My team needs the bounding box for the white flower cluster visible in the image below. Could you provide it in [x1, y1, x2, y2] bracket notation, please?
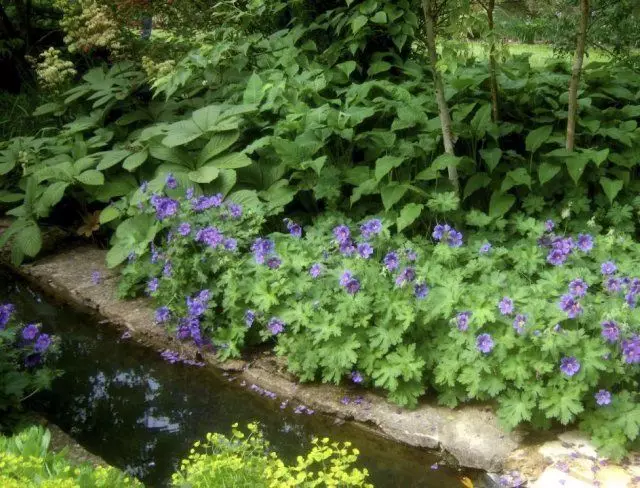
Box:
[141, 56, 176, 80]
[56, 0, 123, 54]
[31, 47, 76, 91]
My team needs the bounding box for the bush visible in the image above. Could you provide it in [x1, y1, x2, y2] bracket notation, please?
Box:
[0, 425, 142, 487]
[172, 423, 372, 488]
[0, 302, 57, 425]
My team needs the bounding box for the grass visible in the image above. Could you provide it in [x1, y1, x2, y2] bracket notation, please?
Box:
[467, 41, 611, 67]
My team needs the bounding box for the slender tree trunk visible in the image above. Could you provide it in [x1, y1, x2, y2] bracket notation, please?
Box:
[566, 0, 590, 151]
[421, 0, 460, 192]
[486, 0, 500, 122]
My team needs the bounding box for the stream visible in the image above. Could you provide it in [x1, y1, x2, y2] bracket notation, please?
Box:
[1, 269, 485, 487]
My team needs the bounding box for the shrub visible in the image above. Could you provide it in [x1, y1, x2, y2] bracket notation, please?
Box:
[171, 422, 372, 488]
[0, 302, 57, 424]
[0, 425, 141, 487]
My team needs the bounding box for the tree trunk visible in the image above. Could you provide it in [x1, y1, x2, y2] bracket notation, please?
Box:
[487, 0, 500, 122]
[421, 0, 460, 192]
[566, 0, 590, 151]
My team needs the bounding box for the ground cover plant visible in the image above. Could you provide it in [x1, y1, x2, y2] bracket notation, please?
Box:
[0, 425, 141, 487]
[0, 423, 372, 488]
[1, 0, 640, 466]
[117, 182, 640, 459]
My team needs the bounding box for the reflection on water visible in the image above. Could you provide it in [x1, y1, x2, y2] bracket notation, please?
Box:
[1, 271, 480, 487]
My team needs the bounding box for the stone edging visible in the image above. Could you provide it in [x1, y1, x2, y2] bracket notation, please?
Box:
[8, 244, 639, 487]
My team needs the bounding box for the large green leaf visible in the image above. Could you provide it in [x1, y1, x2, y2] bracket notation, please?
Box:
[95, 150, 131, 170]
[36, 182, 68, 217]
[122, 150, 149, 171]
[489, 192, 515, 218]
[197, 131, 241, 166]
[463, 173, 491, 199]
[162, 120, 203, 147]
[566, 154, 590, 184]
[208, 169, 237, 197]
[479, 148, 502, 173]
[351, 14, 368, 34]
[206, 152, 252, 169]
[188, 166, 220, 184]
[15, 222, 42, 257]
[525, 125, 553, 153]
[381, 183, 408, 210]
[374, 156, 404, 181]
[501, 168, 531, 192]
[600, 177, 624, 203]
[243, 73, 265, 105]
[99, 205, 121, 224]
[538, 163, 560, 184]
[75, 170, 105, 186]
[397, 203, 423, 232]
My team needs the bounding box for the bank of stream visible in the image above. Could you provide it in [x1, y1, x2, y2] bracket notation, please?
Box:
[1, 269, 485, 487]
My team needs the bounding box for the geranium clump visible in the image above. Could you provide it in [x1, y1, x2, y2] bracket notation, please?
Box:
[120, 211, 640, 459]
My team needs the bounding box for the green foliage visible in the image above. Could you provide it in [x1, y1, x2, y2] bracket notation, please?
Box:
[172, 423, 372, 488]
[119, 183, 640, 456]
[0, 425, 142, 487]
[0, 303, 58, 423]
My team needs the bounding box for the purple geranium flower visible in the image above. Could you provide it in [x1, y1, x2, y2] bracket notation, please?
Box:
[0, 303, 15, 329]
[513, 314, 527, 334]
[601, 320, 620, 343]
[560, 356, 581, 377]
[227, 202, 242, 219]
[476, 333, 494, 354]
[195, 226, 224, 248]
[339, 239, 356, 256]
[414, 283, 429, 299]
[34, 333, 51, 353]
[267, 256, 282, 269]
[432, 224, 463, 247]
[284, 218, 302, 238]
[547, 248, 568, 266]
[577, 234, 593, 252]
[595, 389, 611, 406]
[569, 279, 588, 298]
[479, 243, 492, 254]
[544, 219, 555, 232]
[223, 237, 238, 251]
[345, 278, 361, 295]
[601, 261, 617, 276]
[456, 312, 471, 331]
[350, 371, 364, 384]
[22, 323, 39, 341]
[251, 238, 275, 264]
[383, 251, 399, 271]
[147, 278, 159, 294]
[333, 225, 351, 244]
[498, 297, 514, 316]
[267, 317, 285, 335]
[395, 267, 416, 287]
[155, 306, 171, 324]
[621, 335, 640, 364]
[165, 173, 178, 189]
[357, 242, 374, 259]
[178, 223, 191, 236]
[360, 218, 382, 239]
[604, 277, 622, 293]
[559, 294, 583, 319]
[309, 263, 322, 278]
[245, 310, 255, 327]
[152, 196, 179, 220]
